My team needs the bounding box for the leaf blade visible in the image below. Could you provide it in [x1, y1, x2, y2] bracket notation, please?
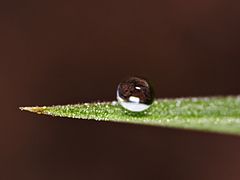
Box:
[20, 96, 240, 135]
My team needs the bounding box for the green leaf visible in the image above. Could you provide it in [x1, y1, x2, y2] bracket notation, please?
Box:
[20, 96, 240, 135]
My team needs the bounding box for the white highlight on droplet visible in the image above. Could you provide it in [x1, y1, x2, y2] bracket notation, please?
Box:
[117, 96, 150, 112]
[129, 96, 140, 103]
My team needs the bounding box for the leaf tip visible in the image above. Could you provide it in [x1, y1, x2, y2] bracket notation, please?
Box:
[19, 106, 47, 114]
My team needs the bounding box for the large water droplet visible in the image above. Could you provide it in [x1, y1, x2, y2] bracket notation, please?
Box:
[117, 77, 154, 112]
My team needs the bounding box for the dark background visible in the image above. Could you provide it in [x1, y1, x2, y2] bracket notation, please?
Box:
[1, 0, 240, 179]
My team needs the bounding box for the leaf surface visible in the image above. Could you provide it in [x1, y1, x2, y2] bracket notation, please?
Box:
[20, 96, 240, 135]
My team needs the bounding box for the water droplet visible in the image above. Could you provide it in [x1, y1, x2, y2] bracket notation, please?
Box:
[111, 101, 117, 106]
[117, 77, 154, 112]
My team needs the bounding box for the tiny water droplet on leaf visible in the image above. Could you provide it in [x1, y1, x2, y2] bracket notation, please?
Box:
[117, 77, 154, 112]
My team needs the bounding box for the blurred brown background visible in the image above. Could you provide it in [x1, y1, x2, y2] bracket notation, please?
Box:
[1, 0, 240, 179]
